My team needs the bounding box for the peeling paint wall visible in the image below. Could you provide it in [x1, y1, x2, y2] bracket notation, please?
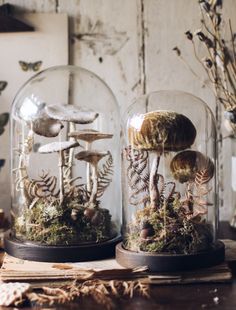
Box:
[1, 0, 236, 220]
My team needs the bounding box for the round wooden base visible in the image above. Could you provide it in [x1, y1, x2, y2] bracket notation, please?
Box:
[4, 232, 121, 262]
[116, 241, 225, 272]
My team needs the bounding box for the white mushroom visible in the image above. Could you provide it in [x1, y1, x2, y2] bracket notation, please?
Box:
[45, 104, 99, 124]
[39, 141, 80, 204]
[75, 150, 109, 205]
[46, 104, 99, 179]
[69, 130, 113, 192]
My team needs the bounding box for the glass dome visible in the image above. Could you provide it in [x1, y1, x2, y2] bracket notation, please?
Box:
[116, 90, 224, 271]
[5, 65, 121, 262]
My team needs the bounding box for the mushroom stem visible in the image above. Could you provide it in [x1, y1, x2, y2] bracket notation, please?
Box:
[85, 141, 92, 192]
[67, 122, 76, 178]
[149, 154, 160, 209]
[59, 150, 65, 205]
[18, 129, 34, 206]
[89, 163, 98, 204]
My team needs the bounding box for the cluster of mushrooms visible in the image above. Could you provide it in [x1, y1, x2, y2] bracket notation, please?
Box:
[126, 110, 215, 253]
[14, 100, 114, 244]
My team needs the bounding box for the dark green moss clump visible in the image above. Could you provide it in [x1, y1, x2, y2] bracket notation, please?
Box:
[125, 202, 213, 255]
[14, 197, 113, 245]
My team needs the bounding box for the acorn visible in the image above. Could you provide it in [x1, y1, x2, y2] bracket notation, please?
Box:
[140, 228, 154, 239]
[140, 222, 154, 239]
[91, 211, 103, 225]
[84, 207, 96, 219]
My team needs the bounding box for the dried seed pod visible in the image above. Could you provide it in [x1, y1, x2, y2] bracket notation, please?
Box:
[185, 30, 193, 40]
[196, 31, 206, 42]
[0, 282, 31, 306]
[173, 46, 181, 56]
[203, 58, 213, 69]
[128, 110, 196, 152]
[170, 150, 214, 183]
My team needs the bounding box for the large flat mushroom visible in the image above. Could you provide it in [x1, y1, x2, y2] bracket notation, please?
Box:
[45, 104, 99, 124]
[39, 141, 80, 204]
[75, 150, 109, 206]
[128, 110, 196, 209]
[69, 129, 113, 192]
[46, 104, 99, 179]
[68, 130, 113, 142]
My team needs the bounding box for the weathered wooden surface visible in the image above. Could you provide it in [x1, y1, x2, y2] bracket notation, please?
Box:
[1, 0, 236, 220]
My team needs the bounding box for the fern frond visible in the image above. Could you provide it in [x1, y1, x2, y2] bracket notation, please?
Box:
[97, 152, 114, 198]
[125, 146, 149, 207]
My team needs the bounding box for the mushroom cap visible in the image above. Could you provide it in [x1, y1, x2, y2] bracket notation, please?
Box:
[128, 110, 196, 152]
[170, 150, 214, 183]
[75, 150, 109, 164]
[45, 104, 99, 124]
[32, 117, 64, 137]
[38, 141, 80, 153]
[18, 101, 64, 138]
[19, 101, 46, 122]
[68, 129, 113, 142]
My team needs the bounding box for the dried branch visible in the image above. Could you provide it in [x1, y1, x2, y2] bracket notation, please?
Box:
[26, 279, 150, 309]
[174, 0, 236, 131]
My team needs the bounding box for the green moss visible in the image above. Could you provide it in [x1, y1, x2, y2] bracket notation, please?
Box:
[125, 203, 213, 255]
[13, 197, 114, 245]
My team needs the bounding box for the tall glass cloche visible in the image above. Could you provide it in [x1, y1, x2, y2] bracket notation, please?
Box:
[116, 90, 224, 271]
[5, 65, 121, 262]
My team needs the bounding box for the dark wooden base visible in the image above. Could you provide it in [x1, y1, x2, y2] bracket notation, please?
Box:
[116, 241, 225, 272]
[4, 232, 121, 262]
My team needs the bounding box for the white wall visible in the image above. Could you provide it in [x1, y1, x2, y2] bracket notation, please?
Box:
[1, 0, 236, 220]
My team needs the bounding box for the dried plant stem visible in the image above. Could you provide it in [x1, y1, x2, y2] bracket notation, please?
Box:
[229, 19, 236, 63]
[85, 141, 92, 192]
[67, 121, 76, 179]
[26, 280, 150, 309]
[59, 150, 65, 205]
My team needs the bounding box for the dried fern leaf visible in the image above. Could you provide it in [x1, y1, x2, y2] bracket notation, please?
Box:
[97, 153, 114, 198]
[125, 146, 149, 206]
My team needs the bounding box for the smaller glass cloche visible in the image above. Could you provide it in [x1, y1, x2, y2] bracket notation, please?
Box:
[5, 65, 121, 262]
[116, 90, 225, 272]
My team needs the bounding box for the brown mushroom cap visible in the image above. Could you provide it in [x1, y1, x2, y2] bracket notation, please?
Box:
[18, 101, 64, 138]
[128, 110, 196, 152]
[32, 117, 64, 137]
[38, 141, 80, 153]
[68, 129, 113, 142]
[46, 104, 99, 124]
[75, 150, 109, 165]
[170, 150, 214, 183]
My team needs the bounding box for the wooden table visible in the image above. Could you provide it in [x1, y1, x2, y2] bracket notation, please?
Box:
[1, 222, 236, 310]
